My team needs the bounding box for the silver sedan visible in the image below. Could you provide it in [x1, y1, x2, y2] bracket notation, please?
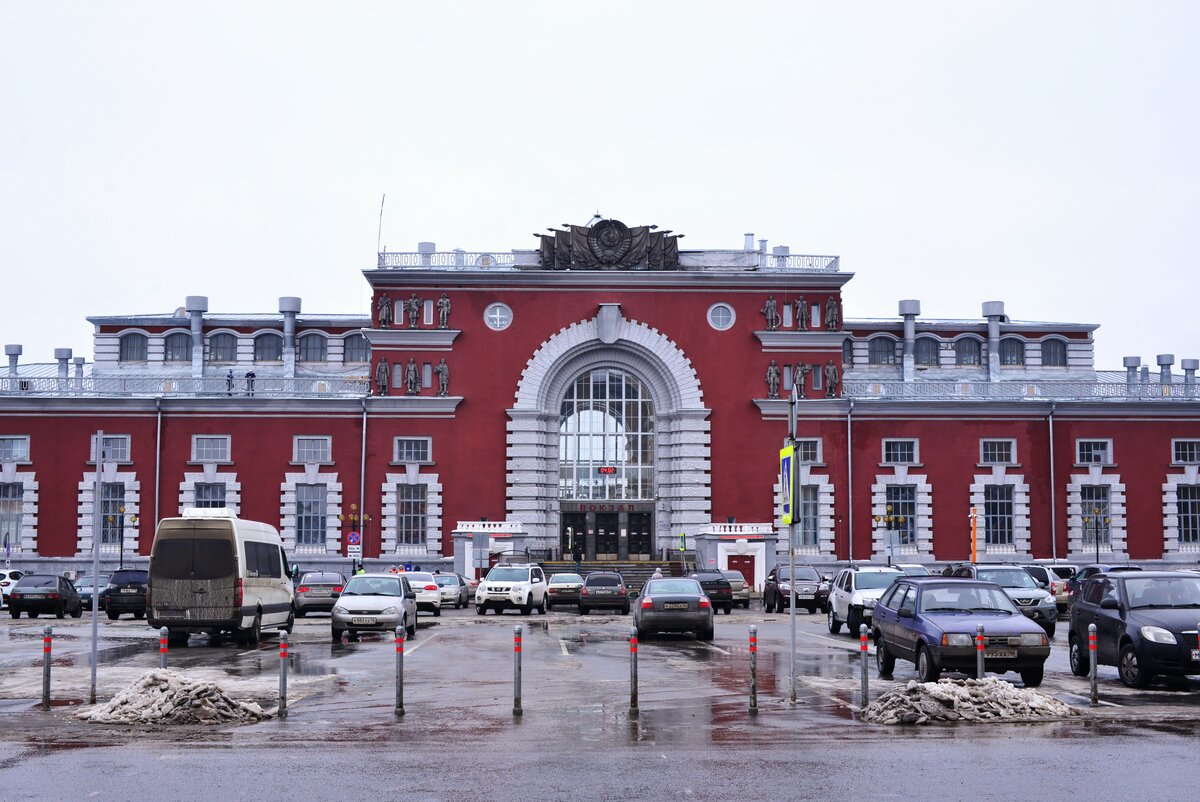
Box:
[331, 573, 417, 643]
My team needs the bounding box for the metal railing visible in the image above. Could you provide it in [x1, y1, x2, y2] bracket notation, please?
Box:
[764, 254, 840, 272]
[843, 379, 1199, 401]
[0, 376, 370, 398]
[377, 251, 516, 269]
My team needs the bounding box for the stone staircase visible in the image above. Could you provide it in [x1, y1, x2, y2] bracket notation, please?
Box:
[539, 560, 695, 593]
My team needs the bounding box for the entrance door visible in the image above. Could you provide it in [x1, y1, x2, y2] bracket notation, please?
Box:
[627, 513, 653, 561]
[728, 555, 756, 593]
[560, 513, 586, 561]
[595, 513, 619, 560]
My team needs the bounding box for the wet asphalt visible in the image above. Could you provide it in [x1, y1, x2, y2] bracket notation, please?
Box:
[1, 603, 1199, 799]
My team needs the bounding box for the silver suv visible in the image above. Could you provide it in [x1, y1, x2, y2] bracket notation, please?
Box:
[475, 563, 548, 615]
[827, 566, 902, 636]
[951, 564, 1058, 637]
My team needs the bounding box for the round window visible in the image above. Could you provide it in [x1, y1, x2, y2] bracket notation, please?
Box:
[484, 302, 513, 331]
[707, 303, 735, 331]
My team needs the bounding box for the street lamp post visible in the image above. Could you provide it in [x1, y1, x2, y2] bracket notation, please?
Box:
[338, 504, 371, 571]
[111, 505, 138, 570]
[1082, 506, 1110, 564]
[871, 505, 907, 567]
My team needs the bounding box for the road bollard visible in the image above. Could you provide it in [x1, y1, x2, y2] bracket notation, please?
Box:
[749, 625, 758, 715]
[629, 627, 639, 717]
[1089, 623, 1098, 706]
[859, 624, 869, 710]
[513, 625, 523, 717]
[976, 624, 986, 679]
[278, 630, 289, 719]
[159, 627, 168, 669]
[42, 626, 52, 711]
[395, 626, 405, 717]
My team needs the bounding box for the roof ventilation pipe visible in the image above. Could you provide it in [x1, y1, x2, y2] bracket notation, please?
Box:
[280, 297, 302, 379]
[185, 296, 208, 378]
[744, 233, 754, 251]
[1182, 359, 1198, 395]
[5, 344, 21, 377]
[899, 300, 921, 382]
[55, 348, 72, 379]
[73, 356, 85, 378]
[1123, 356, 1141, 387]
[982, 301, 1005, 383]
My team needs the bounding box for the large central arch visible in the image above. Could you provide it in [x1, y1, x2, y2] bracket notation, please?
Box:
[506, 307, 711, 550]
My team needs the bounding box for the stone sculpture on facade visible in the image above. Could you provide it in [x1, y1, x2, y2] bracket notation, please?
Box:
[374, 358, 390, 396]
[404, 358, 421, 395]
[766, 360, 781, 399]
[434, 358, 450, 397]
[376, 294, 393, 329]
[406, 294, 423, 329]
[437, 293, 452, 329]
[761, 296, 780, 331]
[824, 360, 840, 398]
[794, 361, 811, 394]
[794, 296, 809, 331]
[825, 296, 841, 331]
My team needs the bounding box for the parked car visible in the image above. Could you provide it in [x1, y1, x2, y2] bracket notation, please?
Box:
[827, 565, 902, 635]
[106, 568, 150, 621]
[722, 570, 752, 609]
[763, 564, 828, 613]
[579, 571, 630, 615]
[76, 575, 110, 611]
[1023, 564, 1070, 614]
[331, 573, 418, 643]
[294, 572, 346, 616]
[476, 563, 548, 615]
[689, 571, 734, 614]
[433, 572, 471, 609]
[1067, 564, 1143, 609]
[951, 564, 1059, 637]
[1069, 571, 1200, 688]
[401, 571, 443, 616]
[633, 577, 714, 640]
[873, 576, 1051, 686]
[546, 572, 584, 608]
[8, 574, 83, 619]
[0, 569, 25, 606]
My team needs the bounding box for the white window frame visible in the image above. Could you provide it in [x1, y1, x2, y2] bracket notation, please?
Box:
[484, 303, 513, 331]
[89, 434, 131, 464]
[794, 438, 823, 464]
[980, 438, 1017, 466]
[193, 482, 227, 508]
[292, 436, 333, 465]
[190, 435, 232, 464]
[295, 483, 328, 548]
[395, 483, 428, 546]
[0, 435, 31, 463]
[706, 303, 736, 332]
[1172, 439, 1200, 466]
[983, 484, 1015, 546]
[1076, 439, 1113, 467]
[393, 437, 433, 464]
[1178, 485, 1200, 546]
[882, 439, 919, 466]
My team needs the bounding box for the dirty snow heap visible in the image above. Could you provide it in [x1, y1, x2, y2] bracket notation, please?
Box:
[862, 677, 1079, 725]
[78, 669, 271, 725]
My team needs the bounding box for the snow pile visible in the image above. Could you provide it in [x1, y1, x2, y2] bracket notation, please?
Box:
[862, 677, 1079, 725]
[78, 670, 270, 725]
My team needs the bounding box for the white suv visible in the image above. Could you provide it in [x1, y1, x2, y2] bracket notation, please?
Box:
[476, 563, 548, 615]
[827, 566, 902, 636]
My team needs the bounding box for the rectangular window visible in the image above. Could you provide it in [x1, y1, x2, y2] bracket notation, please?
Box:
[1173, 440, 1200, 465]
[882, 439, 917, 465]
[91, 435, 130, 463]
[796, 485, 818, 546]
[1076, 439, 1112, 465]
[980, 439, 1015, 465]
[0, 436, 30, 462]
[293, 436, 331, 464]
[396, 484, 427, 546]
[0, 483, 23, 549]
[1080, 485, 1111, 545]
[984, 485, 1014, 546]
[1179, 486, 1200, 545]
[191, 435, 230, 463]
[423, 362, 433, 388]
[884, 485, 916, 545]
[100, 482, 126, 547]
[194, 483, 226, 509]
[295, 484, 327, 547]
[423, 299, 435, 327]
[794, 439, 821, 464]
[393, 437, 431, 463]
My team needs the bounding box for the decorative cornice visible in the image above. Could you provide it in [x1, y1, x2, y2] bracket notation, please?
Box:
[364, 329, 460, 348]
[362, 269, 854, 290]
[755, 331, 848, 349]
[367, 396, 463, 414]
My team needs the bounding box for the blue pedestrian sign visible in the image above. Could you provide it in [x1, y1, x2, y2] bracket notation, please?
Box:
[347, 531, 361, 546]
[779, 445, 795, 526]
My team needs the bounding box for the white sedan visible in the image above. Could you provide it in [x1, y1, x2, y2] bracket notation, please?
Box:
[400, 571, 443, 617]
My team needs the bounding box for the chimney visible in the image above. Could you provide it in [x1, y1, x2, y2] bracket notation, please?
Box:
[1157, 353, 1175, 385]
[1123, 356, 1141, 387]
[185, 296, 208, 378]
[73, 356, 85, 378]
[1140, 365, 1151, 384]
[743, 233, 754, 251]
[982, 301, 1006, 382]
[1182, 359, 1198, 392]
[54, 348, 72, 379]
[279, 296, 302, 379]
[899, 300, 921, 381]
[5, 344, 21, 377]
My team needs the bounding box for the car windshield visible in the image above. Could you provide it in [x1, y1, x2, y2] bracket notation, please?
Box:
[976, 568, 1038, 589]
[900, 566, 930, 576]
[722, 571, 745, 582]
[777, 567, 822, 582]
[855, 572, 900, 590]
[342, 577, 403, 597]
[487, 568, 530, 582]
[1048, 566, 1076, 580]
[111, 570, 148, 584]
[919, 585, 1019, 614]
[15, 576, 57, 589]
[404, 572, 435, 584]
[549, 574, 583, 584]
[1125, 577, 1200, 609]
[301, 573, 343, 584]
[434, 576, 458, 587]
[587, 575, 622, 586]
[644, 579, 702, 595]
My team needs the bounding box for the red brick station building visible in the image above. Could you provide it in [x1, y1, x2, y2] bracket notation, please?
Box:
[2, 218, 1198, 590]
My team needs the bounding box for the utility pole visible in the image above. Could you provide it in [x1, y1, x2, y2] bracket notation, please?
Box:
[89, 430, 104, 704]
[787, 383, 798, 706]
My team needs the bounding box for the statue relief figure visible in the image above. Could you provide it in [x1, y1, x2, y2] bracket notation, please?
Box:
[374, 358, 390, 396]
[825, 296, 841, 331]
[376, 294, 393, 329]
[404, 358, 421, 395]
[405, 294, 423, 329]
[761, 295, 780, 331]
[765, 360, 781, 399]
[436, 293, 452, 329]
[824, 360, 840, 398]
[434, 358, 450, 397]
[794, 361, 811, 394]
[794, 296, 809, 331]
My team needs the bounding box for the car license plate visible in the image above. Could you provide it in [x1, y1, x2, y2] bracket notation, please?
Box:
[985, 648, 1017, 659]
[120, 588, 137, 594]
[797, 593, 814, 599]
[662, 602, 688, 610]
[309, 590, 330, 597]
[593, 590, 612, 595]
[351, 617, 377, 625]
[26, 594, 45, 599]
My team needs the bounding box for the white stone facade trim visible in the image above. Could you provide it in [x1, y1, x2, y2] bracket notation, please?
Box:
[1162, 465, 1200, 555]
[278, 465, 342, 555]
[381, 468, 443, 557]
[1066, 467, 1126, 559]
[870, 466, 933, 560]
[178, 465, 242, 515]
[773, 464, 835, 557]
[969, 466, 1031, 556]
[0, 462, 38, 555]
[76, 470, 141, 557]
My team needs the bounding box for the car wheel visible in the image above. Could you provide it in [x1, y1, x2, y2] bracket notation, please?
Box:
[8, 609, 17, 619]
[578, 605, 588, 615]
[916, 644, 941, 683]
[476, 603, 486, 615]
[71, 605, 83, 619]
[1118, 642, 1152, 688]
[876, 633, 896, 677]
[521, 596, 533, 615]
[29, 611, 38, 619]
[406, 612, 417, 639]
[133, 611, 145, 620]
[697, 626, 714, 641]
[56, 603, 66, 619]
[433, 606, 441, 617]
[107, 611, 119, 621]
[764, 595, 774, 614]
[237, 614, 262, 647]
[538, 596, 547, 615]
[331, 628, 343, 643]
[1020, 665, 1045, 687]
[1068, 633, 1090, 677]
[846, 608, 862, 637]
[347, 630, 360, 643]
[284, 609, 295, 633]
[1042, 620, 1056, 638]
[622, 604, 630, 615]
[167, 630, 189, 647]
[827, 606, 842, 635]
[807, 605, 818, 614]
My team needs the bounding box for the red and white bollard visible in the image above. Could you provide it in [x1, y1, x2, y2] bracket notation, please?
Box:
[159, 626, 168, 669]
[513, 625, 523, 717]
[395, 626, 405, 717]
[1088, 623, 1098, 705]
[42, 626, 53, 711]
[859, 624, 869, 709]
[749, 625, 758, 714]
[629, 627, 639, 716]
[976, 624, 986, 679]
[278, 630, 289, 718]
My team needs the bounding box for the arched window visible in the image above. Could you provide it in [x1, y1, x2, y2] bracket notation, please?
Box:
[1000, 337, 1026, 366]
[163, 332, 190, 363]
[343, 333, 369, 363]
[118, 333, 147, 362]
[1041, 338, 1067, 367]
[207, 333, 237, 363]
[914, 336, 940, 366]
[254, 333, 283, 363]
[955, 338, 982, 366]
[868, 337, 897, 365]
[842, 338, 854, 366]
[298, 333, 327, 363]
[558, 369, 654, 501]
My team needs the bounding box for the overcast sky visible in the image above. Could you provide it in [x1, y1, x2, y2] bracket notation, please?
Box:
[2, 2, 1196, 368]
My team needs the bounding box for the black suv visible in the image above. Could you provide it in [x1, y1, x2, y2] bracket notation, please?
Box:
[578, 572, 630, 615]
[689, 571, 734, 615]
[763, 564, 828, 614]
[8, 574, 83, 619]
[106, 568, 149, 620]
